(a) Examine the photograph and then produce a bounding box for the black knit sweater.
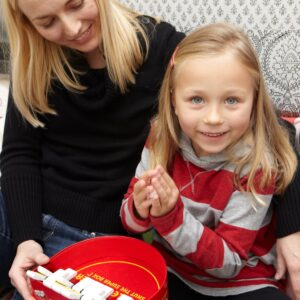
[274,119,300,237]
[275,152,300,237]
[0,17,185,246]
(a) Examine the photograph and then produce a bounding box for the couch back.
[121,0,300,115]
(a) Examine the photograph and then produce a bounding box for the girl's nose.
[203,106,224,124]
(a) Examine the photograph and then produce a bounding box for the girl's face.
[172,52,254,157]
[18,0,101,55]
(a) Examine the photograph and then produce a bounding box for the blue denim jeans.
[0,192,108,299]
[41,214,105,257]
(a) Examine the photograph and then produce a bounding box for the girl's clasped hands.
[133,166,179,219]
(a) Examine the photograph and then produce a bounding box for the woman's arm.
[271,118,300,299]
[275,152,300,300]
[0,92,44,247]
[0,91,47,299]
[276,232,300,300]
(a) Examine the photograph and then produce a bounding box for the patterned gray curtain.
[121,0,300,113]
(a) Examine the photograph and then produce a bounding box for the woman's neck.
[85,47,106,69]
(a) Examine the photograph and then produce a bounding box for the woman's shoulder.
[137,15,185,66]
[137,15,157,29]
[137,15,185,42]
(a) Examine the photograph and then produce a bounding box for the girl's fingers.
[139,199,153,211]
[151,196,161,211]
[146,185,158,200]
[152,176,170,202]
[134,180,148,203]
[134,179,146,193]
[140,169,159,185]
[161,169,178,189]
[156,167,179,201]
[155,165,177,190]
[146,185,159,206]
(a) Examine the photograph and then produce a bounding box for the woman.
[0,0,184,298]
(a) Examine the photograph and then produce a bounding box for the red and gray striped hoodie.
[121,134,282,296]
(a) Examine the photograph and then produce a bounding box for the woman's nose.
[61,15,81,39]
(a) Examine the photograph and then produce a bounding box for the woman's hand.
[276,232,300,300]
[9,240,50,300]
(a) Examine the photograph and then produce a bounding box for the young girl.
[121,23,297,299]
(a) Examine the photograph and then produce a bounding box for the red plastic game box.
[29,236,168,300]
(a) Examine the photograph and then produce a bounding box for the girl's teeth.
[203,132,224,137]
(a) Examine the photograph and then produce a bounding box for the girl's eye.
[191,96,204,104]
[225,97,238,105]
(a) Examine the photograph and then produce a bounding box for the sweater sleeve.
[276,152,300,237]
[140,16,185,66]
[150,19,185,67]
[151,174,275,279]
[275,118,300,237]
[0,92,43,247]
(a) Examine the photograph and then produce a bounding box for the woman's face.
[18,0,101,55]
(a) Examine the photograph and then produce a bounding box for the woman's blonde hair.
[150,22,297,197]
[3,0,150,127]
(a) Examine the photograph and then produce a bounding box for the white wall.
[0,75,9,150]
[0,1,7,43]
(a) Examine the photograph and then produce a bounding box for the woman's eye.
[225,97,238,105]
[70,0,84,9]
[191,96,204,104]
[42,19,55,28]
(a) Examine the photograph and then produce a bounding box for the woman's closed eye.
[39,0,84,28]
[41,18,56,29]
[69,0,84,10]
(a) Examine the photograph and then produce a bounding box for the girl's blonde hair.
[3,0,150,127]
[150,22,297,197]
